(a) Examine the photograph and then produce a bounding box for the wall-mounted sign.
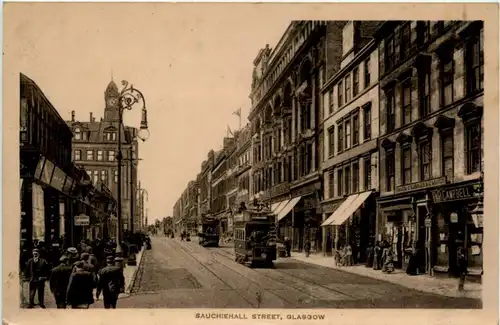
[450,212,458,223]
[424,218,432,228]
[431,184,478,203]
[34,156,46,180]
[74,214,90,226]
[40,159,55,185]
[50,167,66,193]
[395,177,447,194]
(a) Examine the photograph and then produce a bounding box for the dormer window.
[74,128,81,140]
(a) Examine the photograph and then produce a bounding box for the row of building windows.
[330,57,372,113]
[327,103,372,157]
[384,120,481,192]
[384,24,483,135]
[73,128,117,141]
[85,169,119,184]
[328,156,372,199]
[74,149,116,162]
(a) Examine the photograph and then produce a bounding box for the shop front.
[320,199,342,256]
[377,176,447,273]
[430,179,484,276]
[321,191,376,263]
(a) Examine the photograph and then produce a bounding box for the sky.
[6,3,291,224]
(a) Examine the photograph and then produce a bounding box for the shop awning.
[272,200,290,216]
[333,191,373,225]
[277,196,302,222]
[321,194,359,227]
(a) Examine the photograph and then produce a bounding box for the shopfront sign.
[395,177,446,194]
[50,167,66,193]
[74,214,90,226]
[40,159,55,186]
[62,178,74,196]
[34,156,46,180]
[431,183,478,203]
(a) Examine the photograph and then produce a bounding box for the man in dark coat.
[66,261,95,309]
[49,256,72,308]
[23,248,50,308]
[96,256,125,309]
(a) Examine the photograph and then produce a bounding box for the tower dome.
[105,80,119,97]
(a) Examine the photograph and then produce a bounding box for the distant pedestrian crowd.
[21,232,148,309]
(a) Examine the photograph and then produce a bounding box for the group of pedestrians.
[22,237,130,309]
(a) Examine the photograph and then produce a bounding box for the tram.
[197,214,220,247]
[233,203,277,267]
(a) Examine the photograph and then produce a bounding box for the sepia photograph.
[3,3,499,324]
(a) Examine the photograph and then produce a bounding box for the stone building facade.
[375,21,484,274]
[320,21,380,258]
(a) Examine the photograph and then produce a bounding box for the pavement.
[121,236,480,308]
[20,246,145,308]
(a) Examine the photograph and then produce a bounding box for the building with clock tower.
[66,79,142,239]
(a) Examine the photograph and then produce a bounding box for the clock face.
[108,98,118,106]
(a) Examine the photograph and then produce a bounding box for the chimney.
[71,111,75,122]
[90,112,93,122]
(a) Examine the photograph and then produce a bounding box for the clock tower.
[104,80,120,122]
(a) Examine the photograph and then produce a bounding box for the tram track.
[207,245,361,302]
[176,240,276,307]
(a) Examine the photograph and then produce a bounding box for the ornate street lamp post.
[116,80,149,256]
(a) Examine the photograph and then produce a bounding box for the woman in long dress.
[373,241,382,270]
[382,242,394,273]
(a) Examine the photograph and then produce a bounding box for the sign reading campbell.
[431,183,478,203]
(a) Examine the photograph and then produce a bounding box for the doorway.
[416,206,428,273]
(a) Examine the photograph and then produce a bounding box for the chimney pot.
[71,111,75,122]
[90,112,93,122]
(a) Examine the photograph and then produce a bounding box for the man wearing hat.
[96,256,125,309]
[66,261,95,309]
[23,248,50,308]
[49,255,72,308]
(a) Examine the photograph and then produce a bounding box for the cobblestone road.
[124,236,481,308]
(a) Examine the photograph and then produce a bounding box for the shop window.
[337,169,343,197]
[352,162,359,193]
[364,58,371,88]
[465,122,481,174]
[441,131,454,179]
[338,81,343,107]
[86,150,94,161]
[353,113,359,146]
[363,103,372,141]
[441,52,454,107]
[328,170,335,198]
[401,145,412,185]
[97,150,103,161]
[386,87,396,133]
[419,140,432,180]
[364,157,371,191]
[328,126,335,157]
[386,150,395,191]
[74,149,81,161]
[353,67,359,97]
[345,74,351,103]
[401,78,412,125]
[466,31,484,94]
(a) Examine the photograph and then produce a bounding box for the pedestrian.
[457,246,468,292]
[365,242,374,268]
[284,237,291,257]
[304,238,311,258]
[381,241,395,273]
[96,256,125,309]
[344,244,354,266]
[23,248,50,308]
[373,241,382,270]
[49,255,73,309]
[66,261,95,309]
[405,240,421,276]
[113,257,126,294]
